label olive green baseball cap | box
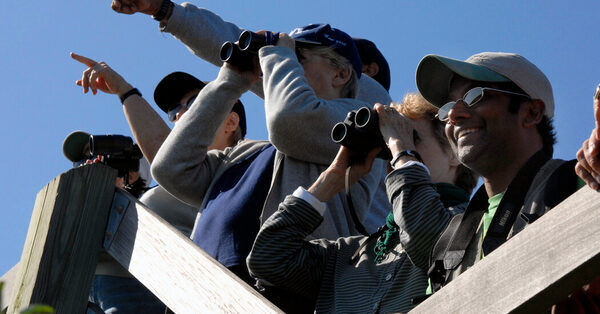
[416,52,554,118]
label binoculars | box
[331,107,392,160]
[220,31,279,71]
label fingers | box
[576,141,600,190]
[594,91,600,137]
[575,160,599,191]
[582,129,600,172]
[81,67,92,93]
[70,52,97,67]
[89,67,100,95]
[276,33,295,50]
[111,0,137,14]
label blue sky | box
[1,0,598,275]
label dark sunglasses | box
[168,95,198,122]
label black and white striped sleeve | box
[247,195,337,301]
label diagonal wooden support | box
[411,186,600,313]
[105,189,282,313]
[8,164,117,313]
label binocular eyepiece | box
[331,107,392,160]
[220,31,279,71]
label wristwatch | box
[390,150,423,168]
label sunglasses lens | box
[438,102,455,121]
[463,87,484,107]
[168,104,182,122]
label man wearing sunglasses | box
[411,52,599,310]
[154,71,247,150]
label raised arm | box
[71,52,170,164]
[247,195,336,301]
[151,66,253,207]
[259,45,372,164]
[110,1,392,103]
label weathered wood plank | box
[8,164,117,313]
[1,264,18,312]
[411,186,600,314]
[106,189,282,314]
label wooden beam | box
[1,264,18,312]
[8,164,117,313]
[105,189,282,313]
[412,186,600,313]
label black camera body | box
[220,31,279,72]
[331,107,392,160]
[89,135,143,177]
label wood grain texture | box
[106,189,282,314]
[8,164,117,313]
[1,264,18,312]
[412,186,600,314]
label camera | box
[88,135,143,177]
[331,107,392,160]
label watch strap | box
[120,88,142,104]
[390,150,423,168]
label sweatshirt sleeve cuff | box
[395,160,430,175]
[292,187,327,215]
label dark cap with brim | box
[353,38,390,91]
[63,130,91,162]
[154,72,207,113]
[232,100,247,137]
[416,54,510,108]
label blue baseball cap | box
[290,24,362,79]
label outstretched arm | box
[575,85,600,191]
[71,53,170,164]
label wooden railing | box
[411,186,600,313]
[1,163,599,313]
[2,164,280,313]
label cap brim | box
[63,131,91,162]
[416,55,510,108]
[154,72,206,114]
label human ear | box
[332,66,352,88]
[225,112,240,132]
[362,62,380,78]
[522,100,545,128]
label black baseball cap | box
[154,72,207,114]
[353,38,390,91]
[63,130,91,162]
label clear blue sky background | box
[1,0,598,275]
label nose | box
[447,99,471,125]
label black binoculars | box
[220,31,279,71]
[331,107,392,160]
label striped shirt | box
[248,165,467,313]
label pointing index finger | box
[70,52,97,67]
